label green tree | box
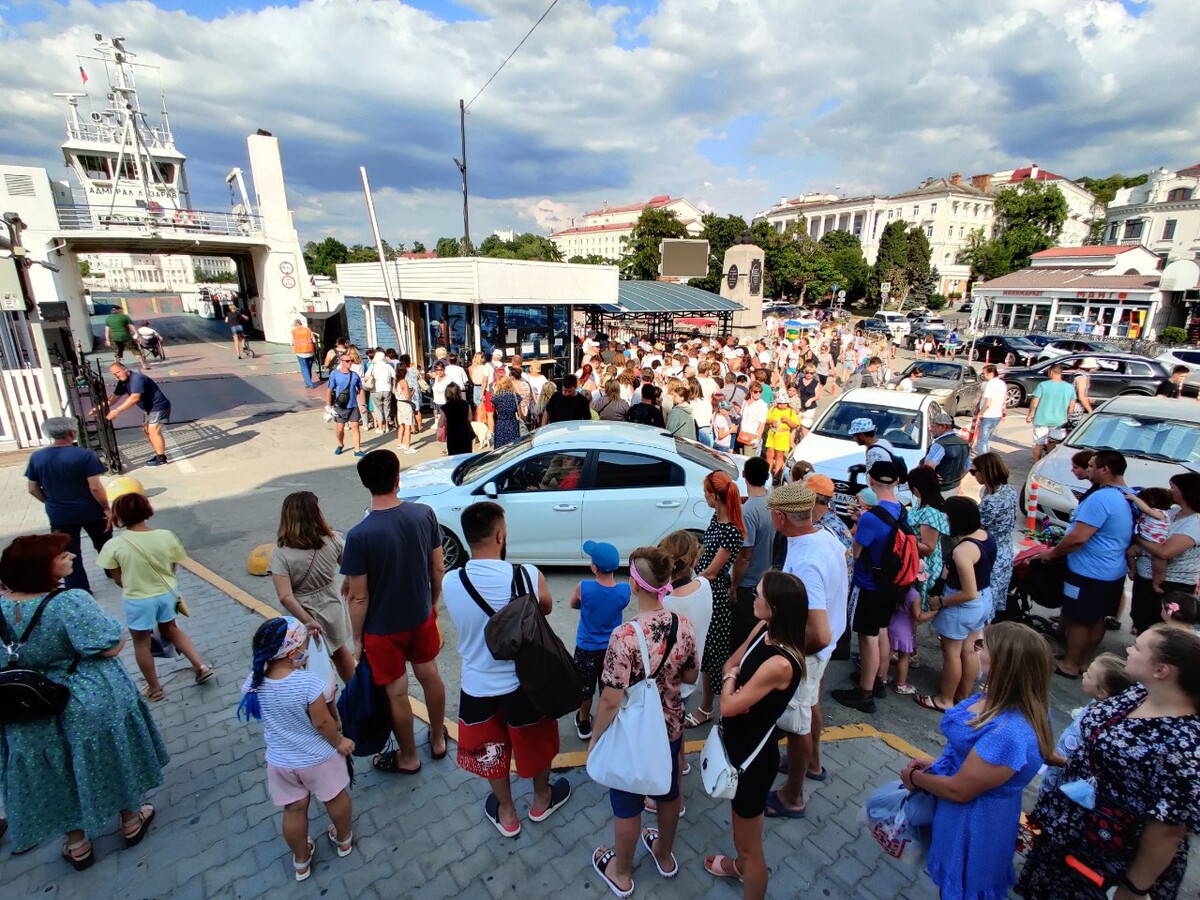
[905,226,935,306]
[302,236,349,279]
[194,266,236,283]
[817,229,860,253]
[479,232,563,262]
[819,230,871,301]
[688,212,751,292]
[346,244,379,264]
[568,253,618,265]
[412,241,427,254]
[620,207,688,280]
[956,227,1013,281]
[1084,218,1107,245]
[435,237,463,258]
[873,220,910,302]
[1075,172,1148,205]
[955,182,1069,281]
[79,260,92,278]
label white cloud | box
[0,0,1195,246]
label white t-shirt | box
[368,360,395,393]
[739,398,768,436]
[445,364,469,390]
[443,559,542,697]
[980,377,1005,419]
[664,576,713,699]
[241,670,337,768]
[897,377,915,393]
[526,372,548,398]
[782,529,849,662]
[865,437,897,469]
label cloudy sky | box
[0,0,1195,248]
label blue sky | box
[0,0,1193,247]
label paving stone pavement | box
[0,552,948,899]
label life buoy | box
[173,209,195,226]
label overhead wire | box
[465,0,562,110]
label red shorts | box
[362,609,442,685]
[457,688,559,780]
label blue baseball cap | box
[582,540,620,573]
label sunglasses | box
[973,638,985,652]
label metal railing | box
[980,325,1169,358]
[54,204,263,238]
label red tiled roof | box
[1178,162,1200,178]
[550,222,633,237]
[1031,245,1140,259]
[582,195,675,217]
[977,267,1158,291]
[400,251,437,259]
[1008,166,1068,183]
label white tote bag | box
[700,632,776,800]
[586,621,673,796]
[306,635,338,702]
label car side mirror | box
[483,481,498,499]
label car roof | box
[1094,395,1200,421]
[529,420,678,449]
[1042,352,1158,365]
[837,387,933,410]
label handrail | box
[54,204,263,238]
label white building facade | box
[1103,164,1200,265]
[753,176,995,296]
[549,195,704,262]
[80,253,236,291]
[980,165,1103,248]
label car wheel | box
[441,528,466,570]
[1005,383,1025,408]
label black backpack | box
[459,565,582,719]
[0,589,78,724]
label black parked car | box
[969,335,1042,366]
[905,326,964,355]
[1035,338,1124,362]
[860,318,891,337]
[1001,353,1170,408]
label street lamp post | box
[1,213,64,418]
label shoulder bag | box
[123,537,189,617]
[0,589,78,724]
[700,630,777,800]
[586,616,677,795]
[459,564,581,719]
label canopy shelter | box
[584,281,742,343]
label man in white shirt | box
[444,353,469,391]
[694,362,721,447]
[974,364,1005,454]
[441,502,570,837]
[849,417,897,469]
[766,483,849,818]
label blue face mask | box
[291,649,309,667]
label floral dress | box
[0,589,170,850]
[979,484,1018,617]
[1017,686,1200,900]
[697,517,745,684]
[909,504,950,610]
[491,390,521,448]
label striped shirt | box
[241,670,336,768]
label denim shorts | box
[932,588,992,640]
[124,590,178,631]
[609,737,682,818]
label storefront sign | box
[1074,291,1129,300]
[1001,290,1042,297]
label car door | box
[580,450,688,562]
[1085,357,1127,401]
[958,365,982,413]
[491,449,586,561]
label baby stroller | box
[135,330,166,360]
[995,544,1061,639]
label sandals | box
[528,777,571,823]
[592,847,634,898]
[430,725,450,761]
[704,854,743,882]
[484,793,521,838]
[643,798,686,818]
[293,838,315,882]
[641,828,678,878]
[62,838,95,871]
[764,790,807,819]
[914,694,948,713]
[195,665,215,685]
[139,685,165,702]
[371,749,421,775]
[683,707,713,729]
[122,804,156,849]
[327,824,352,858]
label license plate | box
[835,492,855,507]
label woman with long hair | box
[593,379,630,422]
[393,363,416,454]
[916,497,996,713]
[1018,624,1200,899]
[489,375,522,449]
[468,351,488,409]
[442,382,474,456]
[589,547,698,898]
[0,534,170,867]
[901,621,1053,899]
[665,382,697,440]
[971,452,1019,619]
[270,491,354,686]
[685,471,746,728]
[703,570,806,898]
[1129,471,1200,634]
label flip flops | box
[914,693,948,713]
[640,828,678,878]
[592,847,634,898]
[371,749,421,775]
[764,790,807,819]
[528,778,571,823]
[430,725,450,760]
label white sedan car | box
[396,421,743,568]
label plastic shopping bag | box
[860,780,934,861]
[306,635,337,702]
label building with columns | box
[549,195,704,262]
[753,176,995,296]
[79,253,236,291]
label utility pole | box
[454,99,472,255]
[1,213,64,418]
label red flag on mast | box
[79,66,88,85]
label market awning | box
[596,281,743,315]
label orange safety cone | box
[1021,480,1041,547]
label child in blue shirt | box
[569,540,630,740]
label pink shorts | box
[266,752,349,806]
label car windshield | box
[453,433,536,484]
[1066,412,1200,463]
[815,401,923,449]
[1007,338,1040,350]
[904,362,961,380]
[673,438,737,475]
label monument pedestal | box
[721,240,765,335]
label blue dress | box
[924,694,1044,900]
[0,589,170,850]
[491,390,522,448]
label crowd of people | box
[6,316,1200,899]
